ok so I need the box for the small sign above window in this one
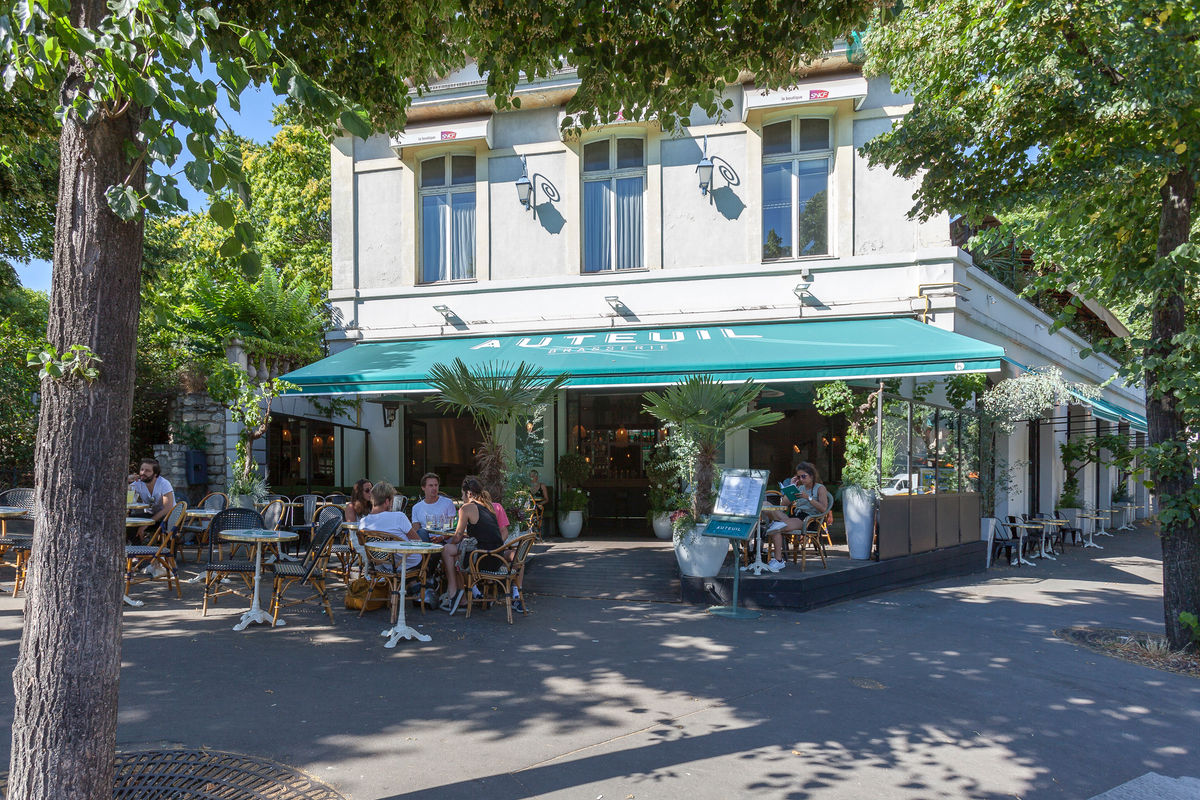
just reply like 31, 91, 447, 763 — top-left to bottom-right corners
742, 75, 869, 120
389, 116, 493, 156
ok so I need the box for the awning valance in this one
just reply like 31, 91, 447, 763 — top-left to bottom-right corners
283, 318, 1004, 396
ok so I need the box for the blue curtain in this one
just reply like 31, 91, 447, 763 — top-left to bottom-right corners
615, 177, 643, 270
583, 180, 611, 272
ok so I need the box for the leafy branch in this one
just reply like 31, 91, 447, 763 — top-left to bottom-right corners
26, 344, 101, 383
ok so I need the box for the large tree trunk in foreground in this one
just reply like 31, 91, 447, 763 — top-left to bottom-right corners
1146, 167, 1199, 651
8, 2, 145, 794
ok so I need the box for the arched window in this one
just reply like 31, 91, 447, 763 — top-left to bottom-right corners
419, 153, 476, 283
582, 135, 645, 272
761, 118, 831, 260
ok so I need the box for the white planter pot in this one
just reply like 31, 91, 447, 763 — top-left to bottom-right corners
979, 516, 996, 542
651, 512, 674, 540
842, 486, 877, 560
558, 510, 584, 539
674, 523, 729, 577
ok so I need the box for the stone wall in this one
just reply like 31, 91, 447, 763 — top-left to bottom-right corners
153, 391, 229, 503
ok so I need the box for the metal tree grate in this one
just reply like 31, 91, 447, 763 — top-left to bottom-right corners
3, 749, 347, 799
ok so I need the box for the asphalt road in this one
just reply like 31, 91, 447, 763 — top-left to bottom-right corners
0, 525, 1196, 799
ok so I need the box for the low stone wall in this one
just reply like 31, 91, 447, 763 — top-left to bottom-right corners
153, 391, 229, 501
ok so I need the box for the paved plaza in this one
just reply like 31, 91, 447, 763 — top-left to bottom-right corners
0, 525, 1196, 799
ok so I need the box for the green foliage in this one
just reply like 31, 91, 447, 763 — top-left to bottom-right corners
813, 380, 880, 490
945, 372, 988, 410
643, 376, 783, 518
310, 396, 360, 420
208, 361, 294, 487
555, 452, 592, 489
163, 265, 325, 365
1180, 612, 1200, 649
0, 318, 41, 478
645, 434, 696, 516
981, 367, 1097, 434
429, 358, 569, 500
26, 344, 101, 383
558, 487, 589, 515
173, 421, 209, 451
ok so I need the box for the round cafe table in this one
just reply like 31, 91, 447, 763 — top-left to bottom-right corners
363, 539, 443, 648
1077, 514, 1107, 550
218, 528, 298, 631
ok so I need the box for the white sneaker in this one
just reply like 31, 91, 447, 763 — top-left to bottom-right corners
767, 558, 785, 572
767, 521, 787, 533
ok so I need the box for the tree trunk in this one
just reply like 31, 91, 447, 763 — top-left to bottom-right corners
1145, 167, 1199, 651
693, 444, 718, 518
8, 1, 145, 793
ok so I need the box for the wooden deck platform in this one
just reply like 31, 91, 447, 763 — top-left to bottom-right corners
525, 536, 988, 611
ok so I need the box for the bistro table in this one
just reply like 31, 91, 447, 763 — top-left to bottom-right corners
218, 528, 298, 631
1092, 509, 1116, 538
1032, 518, 1066, 560
742, 504, 786, 576
1077, 513, 1107, 550
363, 539, 443, 647
1010, 522, 1043, 566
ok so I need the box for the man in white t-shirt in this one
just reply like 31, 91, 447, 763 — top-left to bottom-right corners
127, 457, 175, 542
358, 482, 422, 573
409, 472, 458, 537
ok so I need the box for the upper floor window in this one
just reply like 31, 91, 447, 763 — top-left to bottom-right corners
419, 153, 475, 283
582, 136, 645, 272
761, 118, 830, 260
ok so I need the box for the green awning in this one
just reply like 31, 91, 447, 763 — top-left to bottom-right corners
1072, 391, 1149, 434
282, 317, 1005, 395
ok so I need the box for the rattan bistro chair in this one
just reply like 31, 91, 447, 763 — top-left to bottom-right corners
268, 513, 340, 625
202, 508, 262, 616
125, 501, 186, 601
288, 494, 323, 554
0, 488, 35, 594
464, 532, 537, 624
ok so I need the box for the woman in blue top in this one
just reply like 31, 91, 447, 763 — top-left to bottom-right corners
762, 462, 830, 573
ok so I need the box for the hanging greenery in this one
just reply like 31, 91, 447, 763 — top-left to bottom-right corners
813, 380, 881, 490
945, 372, 988, 411
981, 366, 1098, 433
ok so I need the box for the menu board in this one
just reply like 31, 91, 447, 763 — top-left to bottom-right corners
713, 473, 766, 517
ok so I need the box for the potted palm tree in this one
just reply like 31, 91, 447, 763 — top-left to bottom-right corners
643, 376, 783, 577
555, 452, 591, 538
429, 358, 569, 502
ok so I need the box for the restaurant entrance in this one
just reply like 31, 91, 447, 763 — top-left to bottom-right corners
565, 391, 664, 536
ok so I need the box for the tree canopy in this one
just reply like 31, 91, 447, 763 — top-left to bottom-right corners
862, 0, 1200, 647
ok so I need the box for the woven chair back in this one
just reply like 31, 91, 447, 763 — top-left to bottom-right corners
201, 492, 229, 512
301, 515, 342, 582
0, 488, 35, 518
325, 493, 349, 505
261, 499, 285, 531
207, 508, 265, 562
315, 503, 344, 529
163, 500, 188, 534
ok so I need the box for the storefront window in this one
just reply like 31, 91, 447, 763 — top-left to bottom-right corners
267, 414, 368, 492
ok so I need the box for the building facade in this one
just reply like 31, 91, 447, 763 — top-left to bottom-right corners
280, 49, 1148, 534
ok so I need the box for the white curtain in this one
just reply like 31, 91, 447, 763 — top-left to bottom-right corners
615, 176, 643, 269
421, 194, 448, 283
451, 192, 475, 280
583, 180, 611, 272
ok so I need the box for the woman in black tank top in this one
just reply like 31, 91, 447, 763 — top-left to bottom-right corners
438, 476, 505, 613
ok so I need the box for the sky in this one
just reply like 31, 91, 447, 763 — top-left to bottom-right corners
14, 62, 284, 293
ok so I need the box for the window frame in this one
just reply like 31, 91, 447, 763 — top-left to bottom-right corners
580, 132, 648, 274
760, 112, 834, 262
417, 150, 478, 285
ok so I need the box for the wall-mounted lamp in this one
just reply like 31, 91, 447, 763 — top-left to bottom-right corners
696, 135, 714, 196
515, 155, 533, 210
380, 399, 400, 428
605, 295, 634, 317
433, 304, 456, 322
793, 268, 813, 299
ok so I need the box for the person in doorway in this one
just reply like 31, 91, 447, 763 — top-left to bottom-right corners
438, 476, 507, 615
126, 457, 175, 543
344, 478, 373, 524
762, 461, 830, 573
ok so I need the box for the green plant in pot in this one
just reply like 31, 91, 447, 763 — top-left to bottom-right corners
644, 434, 695, 539
208, 362, 292, 507
555, 451, 592, 538
813, 380, 881, 559
643, 376, 782, 576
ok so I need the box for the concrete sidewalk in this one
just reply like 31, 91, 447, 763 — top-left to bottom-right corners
0, 525, 1196, 799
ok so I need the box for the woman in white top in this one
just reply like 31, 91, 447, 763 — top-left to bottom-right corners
762, 462, 830, 573
358, 482, 422, 571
